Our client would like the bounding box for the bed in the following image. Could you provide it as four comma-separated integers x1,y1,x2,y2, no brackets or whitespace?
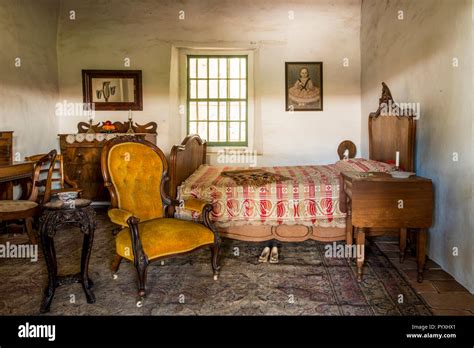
169,84,416,243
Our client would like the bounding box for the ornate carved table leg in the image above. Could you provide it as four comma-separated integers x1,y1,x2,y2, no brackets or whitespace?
80,219,96,303
40,212,56,313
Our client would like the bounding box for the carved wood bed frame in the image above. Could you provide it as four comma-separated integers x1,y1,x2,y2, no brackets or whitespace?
169,83,416,242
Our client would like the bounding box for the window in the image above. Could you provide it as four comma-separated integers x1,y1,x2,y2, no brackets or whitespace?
187,56,248,146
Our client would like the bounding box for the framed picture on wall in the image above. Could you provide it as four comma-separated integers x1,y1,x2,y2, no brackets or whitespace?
285,62,323,111
82,70,143,110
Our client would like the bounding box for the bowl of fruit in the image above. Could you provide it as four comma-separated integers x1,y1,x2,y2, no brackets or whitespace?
101,120,116,133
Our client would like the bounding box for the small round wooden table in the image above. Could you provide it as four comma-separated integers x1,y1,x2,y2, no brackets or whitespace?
39,198,96,313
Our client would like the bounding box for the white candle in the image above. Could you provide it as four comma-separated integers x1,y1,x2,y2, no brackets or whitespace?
128,109,132,121
396,151,400,168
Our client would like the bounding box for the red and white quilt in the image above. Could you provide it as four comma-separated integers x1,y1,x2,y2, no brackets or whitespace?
176,158,393,228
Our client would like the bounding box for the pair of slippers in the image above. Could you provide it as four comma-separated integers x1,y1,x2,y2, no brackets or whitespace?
258,246,278,263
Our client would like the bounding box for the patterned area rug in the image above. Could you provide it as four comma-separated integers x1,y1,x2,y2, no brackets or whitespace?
0,211,431,315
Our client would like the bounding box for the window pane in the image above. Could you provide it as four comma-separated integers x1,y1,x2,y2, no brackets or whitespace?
197,58,207,78
229,58,240,78
240,122,246,141
209,80,218,98
209,102,218,120
189,121,197,134
240,58,246,78
219,80,227,98
209,59,218,78
198,122,207,140
219,122,227,142
188,56,247,146
189,80,197,99
229,122,240,141
197,80,207,98
209,122,218,142
189,102,197,120
189,58,197,78
240,80,246,99
198,102,207,120
240,101,246,121
230,102,239,120
230,80,240,99
219,102,227,120
219,58,227,78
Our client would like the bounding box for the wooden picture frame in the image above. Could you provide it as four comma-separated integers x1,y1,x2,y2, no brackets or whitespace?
82,70,143,111
285,62,323,111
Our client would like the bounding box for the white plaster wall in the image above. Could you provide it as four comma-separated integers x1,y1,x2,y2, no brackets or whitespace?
57,0,362,164
361,0,473,293
0,0,60,158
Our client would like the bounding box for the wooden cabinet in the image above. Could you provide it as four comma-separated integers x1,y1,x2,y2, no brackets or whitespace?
341,171,433,283
59,122,157,201
0,131,13,165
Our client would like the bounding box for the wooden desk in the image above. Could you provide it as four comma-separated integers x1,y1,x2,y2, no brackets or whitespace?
341,171,433,283
0,161,35,200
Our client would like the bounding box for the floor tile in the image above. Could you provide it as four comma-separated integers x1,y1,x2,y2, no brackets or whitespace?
420,293,474,312
432,280,469,293
431,308,473,316
408,280,438,294
405,269,454,281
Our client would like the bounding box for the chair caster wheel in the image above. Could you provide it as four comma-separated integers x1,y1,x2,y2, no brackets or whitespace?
213,274,219,281
136,298,144,308
112,273,118,280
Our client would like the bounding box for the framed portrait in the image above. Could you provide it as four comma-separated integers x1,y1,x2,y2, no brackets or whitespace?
82,70,143,110
285,62,323,111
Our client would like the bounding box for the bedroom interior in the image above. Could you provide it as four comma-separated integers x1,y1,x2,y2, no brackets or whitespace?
0,0,473,335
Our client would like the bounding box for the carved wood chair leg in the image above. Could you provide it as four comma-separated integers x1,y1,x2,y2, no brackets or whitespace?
135,262,148,297
25,217,37,245
111,254,122,273
210,244,220,280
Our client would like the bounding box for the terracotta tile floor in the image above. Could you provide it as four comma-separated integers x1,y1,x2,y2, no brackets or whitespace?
375,238,474,316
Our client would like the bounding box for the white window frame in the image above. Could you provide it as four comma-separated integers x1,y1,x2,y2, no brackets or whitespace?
178,48,255,153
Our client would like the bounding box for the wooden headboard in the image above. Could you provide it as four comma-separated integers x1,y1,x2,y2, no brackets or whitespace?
368,82,416,172
169,134,207,200
369,115,416,172
169,83,416,199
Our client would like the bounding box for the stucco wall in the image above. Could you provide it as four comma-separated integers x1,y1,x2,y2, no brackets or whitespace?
361,0,473,293
57,0,362,164
0,0,60,158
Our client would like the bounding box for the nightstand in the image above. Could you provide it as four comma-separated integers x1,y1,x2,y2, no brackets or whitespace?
341,171,433,283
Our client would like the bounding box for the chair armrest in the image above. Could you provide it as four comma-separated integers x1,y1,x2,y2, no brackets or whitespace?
182,198,211,214
108,208,134,227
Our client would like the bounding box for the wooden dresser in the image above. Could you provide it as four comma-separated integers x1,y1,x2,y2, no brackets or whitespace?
59,122,157,201
0,131,13,165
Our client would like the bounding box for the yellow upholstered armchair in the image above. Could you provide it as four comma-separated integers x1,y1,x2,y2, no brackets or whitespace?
101,136,220,299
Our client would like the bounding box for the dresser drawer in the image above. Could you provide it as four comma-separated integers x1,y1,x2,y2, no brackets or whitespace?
64,147,102,164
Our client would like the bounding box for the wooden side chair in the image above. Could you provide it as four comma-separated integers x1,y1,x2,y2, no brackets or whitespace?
101,136,220,301
0,150,57,244
25,153,81,203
